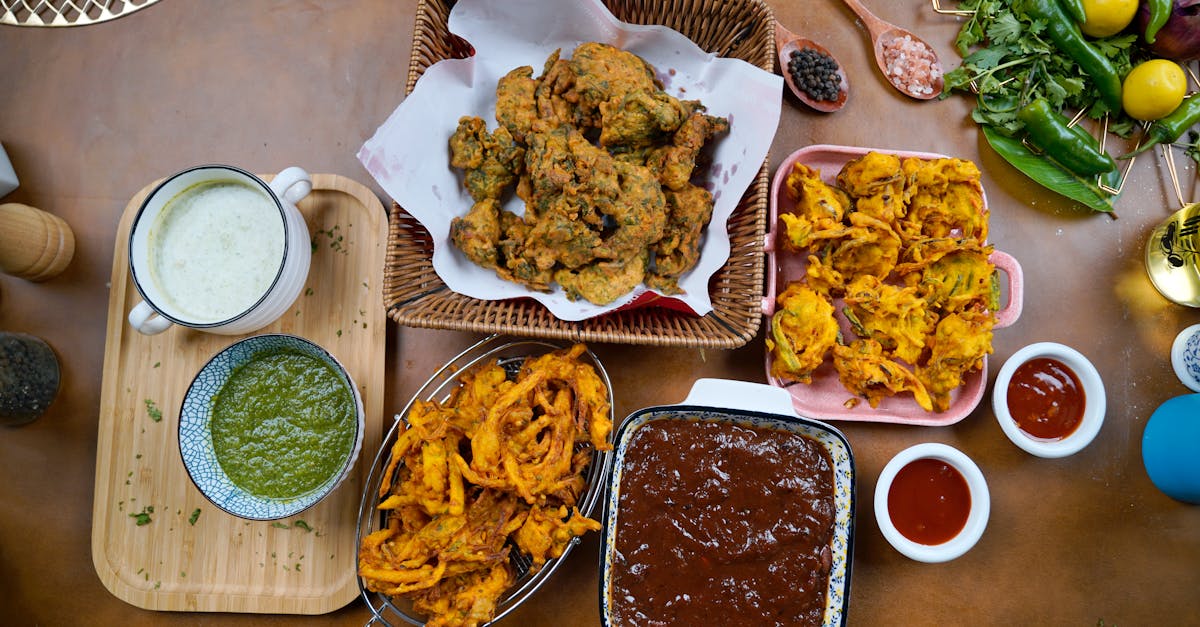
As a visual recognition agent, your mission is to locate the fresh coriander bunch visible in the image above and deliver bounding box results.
[943,0,1138,138]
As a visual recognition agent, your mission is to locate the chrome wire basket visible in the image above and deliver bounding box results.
[1,0,159,27]
[355,335,614,626]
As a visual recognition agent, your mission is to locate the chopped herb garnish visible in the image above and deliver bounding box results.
[305,287,313,296]
[153,361,161,368]
[188,509,201,525]
[271,522,289,529]
[130,505,155,526]
[336,329,342,337]
[144,398,163,422]
[294,520,313,533]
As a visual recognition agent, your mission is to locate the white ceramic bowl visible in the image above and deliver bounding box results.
[874,442,989,563]
[993,342,1105,458]
[179,334,364,520]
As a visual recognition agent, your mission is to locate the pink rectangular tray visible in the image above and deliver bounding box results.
[763,145,1023,426]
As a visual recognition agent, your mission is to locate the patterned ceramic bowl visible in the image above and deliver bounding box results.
[599,379,854,627]
[179,334,364,520]
[1170,324,1200,393]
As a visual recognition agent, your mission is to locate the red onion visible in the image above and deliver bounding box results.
[1135,0,1200,60]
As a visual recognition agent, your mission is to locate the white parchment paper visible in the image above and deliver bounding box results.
[359,0,781,321]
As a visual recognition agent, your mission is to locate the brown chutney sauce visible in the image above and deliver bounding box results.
[610,418,836,627]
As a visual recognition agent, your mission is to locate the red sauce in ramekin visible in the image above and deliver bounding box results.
[1006,357,1085,441]
[887,457,971,545]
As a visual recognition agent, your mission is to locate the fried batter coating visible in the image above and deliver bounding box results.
[447,43,728,305]
[598,90,691,149]
[646,183,714,293]
[837,151,906,222]
[495,66,539,143]
[569,41,660,123]
[767,283,840,384]
[410,562,514,627]
[449,117,525,202]
[832,339,933,411]
[916,311,995,413]
[895,239,998,314]
[824,211,903,283]
[780,162,850,251]
[555,252,649,306]
[450,199,503,270]
[513,504,602,570]
[898,157,987,243]
[842,274,937,365]
[359,345,612,627]
[644,110,730,191]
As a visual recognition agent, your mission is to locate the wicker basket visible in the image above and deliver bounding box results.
[384,0,775,348]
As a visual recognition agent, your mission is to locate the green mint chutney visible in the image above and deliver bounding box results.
[210,349,356,500]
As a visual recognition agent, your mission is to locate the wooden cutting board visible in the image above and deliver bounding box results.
[92,173,387,613]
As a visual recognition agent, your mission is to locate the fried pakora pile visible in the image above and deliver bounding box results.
[359,345,612,627]
[771,153,999,412]
[448,42,730,305]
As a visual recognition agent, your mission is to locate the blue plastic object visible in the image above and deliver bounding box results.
[1142,394,1200,505]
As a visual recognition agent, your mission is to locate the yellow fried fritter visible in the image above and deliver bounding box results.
[767,283,840,384]
[842,274,937,364]
[916,311,995,413]
[832,338,933,411]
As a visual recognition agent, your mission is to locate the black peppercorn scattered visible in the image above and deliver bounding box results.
[787,48,841,102]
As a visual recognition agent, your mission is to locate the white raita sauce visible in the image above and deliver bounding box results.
[148,181,285,322]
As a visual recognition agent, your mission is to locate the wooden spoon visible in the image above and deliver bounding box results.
[775,22,848,113]
[839,0,944,100]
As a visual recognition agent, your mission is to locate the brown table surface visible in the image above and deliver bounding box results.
[2,0,1199,625]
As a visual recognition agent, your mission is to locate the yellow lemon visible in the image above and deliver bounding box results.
[1123,60,1188,121]
[1080,0,1138,38]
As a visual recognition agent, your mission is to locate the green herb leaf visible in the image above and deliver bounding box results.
[982,125,1116,213]
[130,505,155,526]
[144,399,163,422]
[188,509,201,525]
[293,520,313,532]
[986,12,1023,45]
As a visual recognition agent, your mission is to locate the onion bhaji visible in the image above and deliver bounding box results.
[767,283,840,384]
[359,345,612,627]
[770,152,999,413]
[447,42,730,305]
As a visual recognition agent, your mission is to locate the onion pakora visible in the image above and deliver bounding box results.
[770,152,999,413]
[767,283,840,384]
[359,344,612,627]
[832,338,933,412]
[447,42,730,305]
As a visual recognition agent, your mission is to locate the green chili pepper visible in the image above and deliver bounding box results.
[1057,0,1086,24]
[1019,0,1124,113]
[1121,93,1200,158]
[1145,0,1171,44]
[1018,99,1117,176]
[983,125,1117,213]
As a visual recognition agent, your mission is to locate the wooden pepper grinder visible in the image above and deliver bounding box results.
[0,203,75,281]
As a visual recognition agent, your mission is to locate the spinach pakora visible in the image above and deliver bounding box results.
[448,42,729,305]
